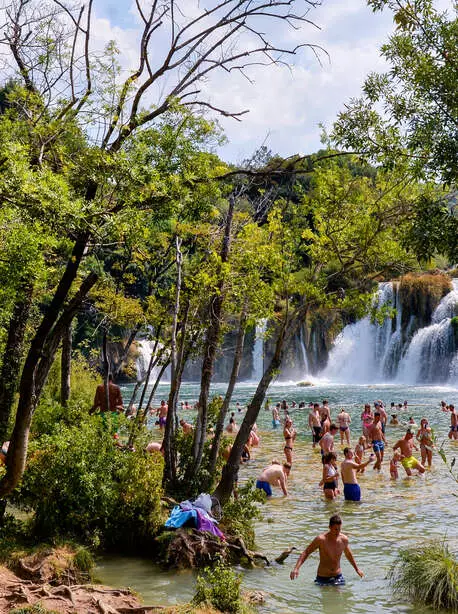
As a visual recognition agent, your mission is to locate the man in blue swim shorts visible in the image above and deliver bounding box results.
[256,461,290,497]
[341,447,375,501]
[369,412,387,470]
[290,514,364,585]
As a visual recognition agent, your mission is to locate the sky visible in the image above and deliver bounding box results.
[90,0,397,163]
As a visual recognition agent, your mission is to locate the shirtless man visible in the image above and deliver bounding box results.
[449,404,458,440]
[375,401,387,435]
[156,400,168,430]
[179,419,193,435]
[256,461,291,497]
[319,424,338,463]
[320,400,331,434]
[309,403,322,448]
[290,514,363,585]
[369,412,386,470]
[340,447,374,501]
[337,409,351,445]
[393,430,426,476]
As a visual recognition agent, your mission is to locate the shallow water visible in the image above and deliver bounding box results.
[97,381,458,613]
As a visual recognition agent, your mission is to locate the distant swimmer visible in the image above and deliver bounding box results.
[272,405,281,429]
[369,412,386,471]
[449,404,458,440]
[337,408,351,445]
[256,461,291,497]
[416,418,433,468]
[393,430,426,476]
[290,514,364,585]
[309,403,322,448]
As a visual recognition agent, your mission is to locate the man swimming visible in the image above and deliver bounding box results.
[290,514,363,585]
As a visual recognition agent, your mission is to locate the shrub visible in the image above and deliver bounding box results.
[13,419,165,551]
[220,481,264,550]
[389,541,458,611]
[193,558,245,613]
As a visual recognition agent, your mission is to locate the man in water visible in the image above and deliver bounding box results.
[256,461,290,497]
[308,403,322,447]
[319,424,338,462]
[374,401,387,434]
[393,430,426,476]
[290,514,364,585]
[340,447,374,501]
[320,400,331,434]
[369,412,386,470]
[156,400,168,430]
[449,404,458,440]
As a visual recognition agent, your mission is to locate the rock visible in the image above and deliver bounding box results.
[296,381,314,387]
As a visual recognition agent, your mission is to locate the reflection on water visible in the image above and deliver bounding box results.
[97,382,458,613]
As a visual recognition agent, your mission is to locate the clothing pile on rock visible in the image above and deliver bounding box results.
[164,493,225,539]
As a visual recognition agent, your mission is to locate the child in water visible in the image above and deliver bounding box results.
[354,436,368,472]
[390,451,401,479]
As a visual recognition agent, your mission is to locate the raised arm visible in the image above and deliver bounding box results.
[290,537,320,580]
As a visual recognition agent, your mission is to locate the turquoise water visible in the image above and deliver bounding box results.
[97,381,458,613]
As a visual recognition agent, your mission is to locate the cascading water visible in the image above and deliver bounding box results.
[322,282,401,383]
[252,319,267,381]
[396,279,458,384]
[136,339,161,382]
[321,279,458,385]
[299,326,309,374]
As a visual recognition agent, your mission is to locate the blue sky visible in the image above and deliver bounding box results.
[90,1,397,163]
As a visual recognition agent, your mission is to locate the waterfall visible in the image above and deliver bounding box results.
[299,325,309,374]
[396,279,458,384]
[321,279,458,385]
[322,282,398,383]
[136,339,160,382]
[252,319,267,381]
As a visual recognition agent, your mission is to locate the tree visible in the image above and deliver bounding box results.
[0,0,324,497]
[331,0,458,262]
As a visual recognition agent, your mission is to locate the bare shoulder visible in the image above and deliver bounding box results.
[339,533,349,546]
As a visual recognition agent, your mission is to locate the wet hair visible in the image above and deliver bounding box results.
[329,514,342,527]
[450,404,455,410]
[323,399,329,405]
[313,402,320,408]
[330,423,338,431]
[364,403,371,410]
[374,412,380,417]
[324,452,337,463]
[406,429,414,436]
[283,462,292,470]
[343,447,351,457]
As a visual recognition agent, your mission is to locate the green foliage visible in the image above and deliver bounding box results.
[10,606,58,614]
[73,546,94,574]
[193,558,245,613]
[13,419,165,550]
[220,481,265,550]
[389,541,458,611]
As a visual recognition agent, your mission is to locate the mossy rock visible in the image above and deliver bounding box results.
[297,381,314,387]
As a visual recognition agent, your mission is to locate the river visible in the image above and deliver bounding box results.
[96,380,458,613]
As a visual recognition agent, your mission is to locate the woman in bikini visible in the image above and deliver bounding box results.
[283,417,297,465]
[321,452,339,499]
[416,418,433,468]
[361,404,374,442]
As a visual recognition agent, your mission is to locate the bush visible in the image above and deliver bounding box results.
[13,419,165,551]
[220,481,264,550]
[193,558,245,613]
[389,541,458,611]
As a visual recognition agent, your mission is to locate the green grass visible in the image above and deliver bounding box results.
[389,541,458,611]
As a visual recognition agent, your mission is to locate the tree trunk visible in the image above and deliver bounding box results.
[102,330,110,413]
[207,301,248,479]
[60,322,72,407]
[0,281,34,444]
[0,258,96,498]
[213,306,308,505]
[190,195,235,476]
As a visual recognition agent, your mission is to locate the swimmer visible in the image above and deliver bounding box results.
[341,447,374,501]
[283,416,297,465]
[290,514,363,585]
[179,418,193,435]
[321,452,339,499]
[369,412,386,471]
[256,460,290,497]
[390,414,399,425]
[416,418,434,468]
[309,403,322,448]
[393,430,426,476]
[390,451,401,480]
[272,405,281,429]
[449,404,458,440]
[354,436,368,472]
[319,424,338,463]
[337,408,351,445]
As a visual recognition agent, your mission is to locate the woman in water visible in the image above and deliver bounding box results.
[283,417,297,465]
[321,452,339,499]
[361,404,374,442]
[416,418,434,468]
